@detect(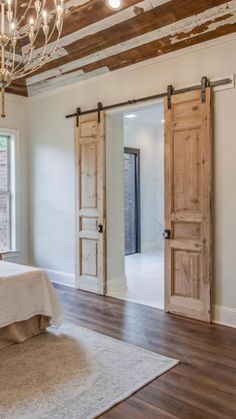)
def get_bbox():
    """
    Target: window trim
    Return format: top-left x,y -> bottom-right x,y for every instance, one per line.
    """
0,128 -> 20,254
